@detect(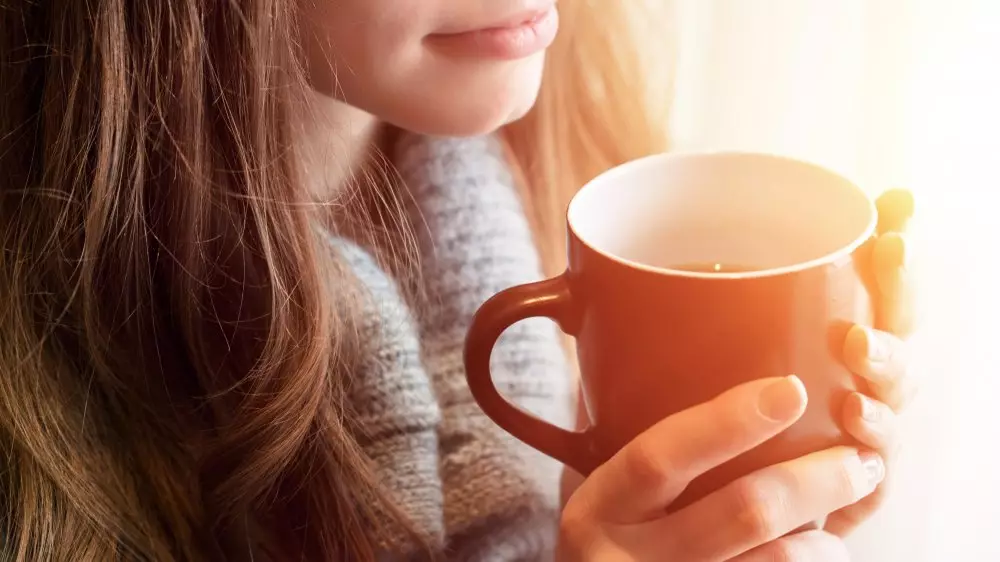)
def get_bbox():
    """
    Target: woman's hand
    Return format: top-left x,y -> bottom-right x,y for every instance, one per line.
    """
827,188 -> 920,536
558,376 -> 883,561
